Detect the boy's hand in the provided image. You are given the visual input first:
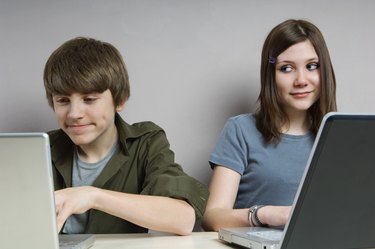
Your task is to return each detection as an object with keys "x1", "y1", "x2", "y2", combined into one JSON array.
[{"x1": 54, "y1": 186, "x2": 96, "y2": 233}]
